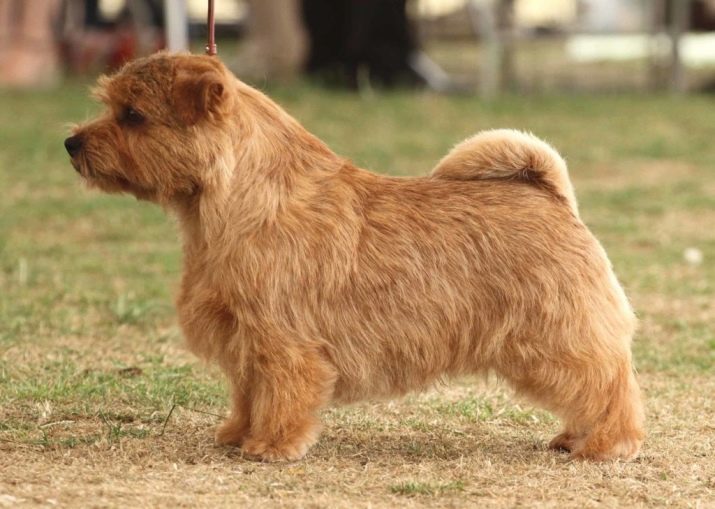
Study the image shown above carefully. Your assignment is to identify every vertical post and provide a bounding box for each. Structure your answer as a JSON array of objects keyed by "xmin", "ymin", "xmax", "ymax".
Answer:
[
  {"xmin": 164, "ymin": 0, "xmax": 189, "ymax": 52},
  {"xmin": 647, "ymin": 0, "xmax": 667, "ymax": 90},
  {"xmin": 670, "ymin": 0, "xmax": 690, "ymax": 93},
  {"xmin": 473, "ymin": 0, "xmax": 498, "ymax": 99},
  {"xmin": 474, "ymin": 0, "xmax": 515, "ymax": 100},
  {"xmin": 496, "ymin": 0, "xmax": 516, "ymax": 93}
]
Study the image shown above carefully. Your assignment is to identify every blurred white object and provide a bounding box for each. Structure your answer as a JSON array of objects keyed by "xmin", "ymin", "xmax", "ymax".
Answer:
[
  {"xmin": 187, "ymin": 0, "xmax": 245, "ymax": 23},
  {"xmin": 418, "ymin": 0, "xmax": 576, "ymax": 26},
  {"xmin": 579, "ymin": 0, "xmax": 644, "ymax": 32},
  {"xmin": 408, "ymin": 51, "xmax": 454, "ymax": 92},
  {"xmin": 568, "ymin": 34, "xmax": 656, "ymax": 62},
  {"xmin": 567, "ymin": 33, "xmax": 715, "ymax": 68},
  {"xmin": 683, "ymin": 247, "xmax": 703, "ymax": 266},
  {"xmin": 164, "ymin": 0, "xmax": 188, "ymax": 52},
  {"xmin": 418, "ymin": 0, "xmax": 471, "ymax": 18},
  {"xmin": 516, "ymin": 0, "xmax": 576, "ymax": 27}
]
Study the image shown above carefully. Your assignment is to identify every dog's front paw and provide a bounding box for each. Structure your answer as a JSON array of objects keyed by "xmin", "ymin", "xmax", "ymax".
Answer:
[
  {"xmin": 548, "ymin": 432, "xmax": 579, "ymax": 453},
  {"xmin": 240, "ymin": 435, "xmax": 314, "ymax": 462},
  {"xmin": 215, "ymin": 417, "xmax": 250, "ymax": 447},
  {"xmin": 570, "ymin": 435, "xmax": 642, "ymax": 461}
]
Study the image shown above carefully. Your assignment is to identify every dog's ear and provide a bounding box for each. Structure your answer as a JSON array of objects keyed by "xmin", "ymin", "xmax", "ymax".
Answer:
[{"xmin": 172, "ymin": 69, "xmax": 228, "ymax": 126}]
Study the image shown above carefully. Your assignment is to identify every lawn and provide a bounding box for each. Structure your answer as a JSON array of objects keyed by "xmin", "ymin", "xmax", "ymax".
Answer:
[{"xmin": 0, "ymin": 77, "xmax": 714, "ymax": 507}]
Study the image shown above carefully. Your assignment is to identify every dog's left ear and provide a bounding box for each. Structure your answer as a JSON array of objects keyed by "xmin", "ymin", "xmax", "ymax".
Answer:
[{"xmin": 173, "ymin": 69, "xmax": 229, "ymax": 126}]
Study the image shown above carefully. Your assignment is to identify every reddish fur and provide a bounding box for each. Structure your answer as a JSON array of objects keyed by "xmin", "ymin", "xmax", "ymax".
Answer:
[{"xmin": 68, "ymin": 52, "xmax": 645, "ymax": 462}]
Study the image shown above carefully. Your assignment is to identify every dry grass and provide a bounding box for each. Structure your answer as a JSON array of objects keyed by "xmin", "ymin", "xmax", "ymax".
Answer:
[
  {"xmin": 2, "ymin": 374, "xmax": 714, "ymax": 507},
  {"xmin": 1, "ymin": 80, "xmax": 714, "ymax": 507}
]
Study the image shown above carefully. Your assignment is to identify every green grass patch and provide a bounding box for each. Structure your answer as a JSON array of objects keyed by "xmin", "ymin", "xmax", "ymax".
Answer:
[{"xmin": 390, "ymin": 480, "xmax": 466, "ymax": 497}]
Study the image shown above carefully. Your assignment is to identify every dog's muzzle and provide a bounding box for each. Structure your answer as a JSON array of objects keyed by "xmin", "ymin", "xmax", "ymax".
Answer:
[{"xmin": 64, "ymin": 135, "xmax": 83, "ymax": 158}]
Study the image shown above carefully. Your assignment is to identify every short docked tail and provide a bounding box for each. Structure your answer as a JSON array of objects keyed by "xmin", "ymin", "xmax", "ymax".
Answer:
[{"xmin": 431, "ymin": 129, "xmax": 579, "ymax": 216}]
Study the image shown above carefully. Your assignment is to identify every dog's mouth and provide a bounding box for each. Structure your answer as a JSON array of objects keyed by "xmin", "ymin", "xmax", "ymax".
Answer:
[
  {"xmin": 71, "ymin": 152, "xmax": 165, "ymax": 202},
  {"xmin": 81, "ymin": 164, "xmax": 156, "ymax": 201},
  {"xmin": 72, "ymin": 153, "xmax": 117, "ymax": 187},
  {"xmin": 70, "ymin": 152, "xmax": 94, "ymax": 178},
  {"xmin": 69, "ymin": 158, "xmax": 82, "ymax": 173}
]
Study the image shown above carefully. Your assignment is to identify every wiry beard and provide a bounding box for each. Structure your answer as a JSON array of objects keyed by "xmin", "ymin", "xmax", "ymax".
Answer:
[{"xmin": 74, "ymin": 151, "xmax": 157, "ymax": 202}]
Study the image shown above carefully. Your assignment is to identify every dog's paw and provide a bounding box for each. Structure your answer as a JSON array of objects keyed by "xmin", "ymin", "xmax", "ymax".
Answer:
[
  {"xmin": 240, "ymin": 436, "xmax": 313, "ymax": 462},
  {"xmin": 548, "ymin": 432, "xmax": 579, "ymax": 453},
  {"xmin": 215, "ymin": 418, "xmax": 250, "ymax": 447},
  {"xmin": 569, "ymin": 435, "xmax": 642, "ymax": 461}
]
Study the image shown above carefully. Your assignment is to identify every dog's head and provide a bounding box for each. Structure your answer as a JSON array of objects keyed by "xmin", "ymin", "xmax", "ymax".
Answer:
[{"xmin": 65, "ymin": 53, "xmax": 235, "ymax": 203}]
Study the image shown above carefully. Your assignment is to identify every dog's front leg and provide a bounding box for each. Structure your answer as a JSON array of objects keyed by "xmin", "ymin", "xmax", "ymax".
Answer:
[
  {"xmin": 240, "ymin": 340, "xmax": 337, "ymax": 462},
  {"xmin": 215, "ymin": 373, "xmax": 252, "ymax": 447}
]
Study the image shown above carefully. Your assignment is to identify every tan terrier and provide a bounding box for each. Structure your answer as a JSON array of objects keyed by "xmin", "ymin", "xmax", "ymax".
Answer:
[{"xmin": 65, "ymin": 53, "xmax": 644, "ymax": 462}]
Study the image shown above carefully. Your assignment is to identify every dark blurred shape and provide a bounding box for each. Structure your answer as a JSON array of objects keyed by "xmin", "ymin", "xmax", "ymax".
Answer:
[
  {"xmin": 0, "ymin": 0, "xmax": 61, "ymax": 87},
  {"xmin": 59, "ymin": 0, "xmax": 164, "ymax": 73},
  {"xmin": 690, "ymin": 0, "xmax": 715, "ymax": 30},
  {"xmin": 302, "ymin": 0, "xmax": 452, "ymax": 90},
  {"xmin": 653, "ymin": 0, "xmax": 715, "ymax": 31},
  {"xmin": 64, "ymin": 134, "xmax": 83, "ymax": 157}
]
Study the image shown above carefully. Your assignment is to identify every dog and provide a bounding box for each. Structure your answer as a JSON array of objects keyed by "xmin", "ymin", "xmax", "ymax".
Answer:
[{"xmin": 65, "ymin": 52, "xmax": 644, "ymax": 462}]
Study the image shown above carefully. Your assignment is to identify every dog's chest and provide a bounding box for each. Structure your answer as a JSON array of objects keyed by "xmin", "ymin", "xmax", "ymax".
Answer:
[{"xmin": 175, "ymin": 265, "xmax": 241, "ymax": 359}]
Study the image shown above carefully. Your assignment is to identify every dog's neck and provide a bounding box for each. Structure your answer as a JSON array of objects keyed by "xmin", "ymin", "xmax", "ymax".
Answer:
[{"xmin": 172, "ymin": 83, "xmax": 346, "ymax": 256}]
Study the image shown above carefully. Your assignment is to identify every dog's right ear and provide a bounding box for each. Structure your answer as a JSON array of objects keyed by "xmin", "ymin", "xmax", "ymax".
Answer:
[{"xmin": 172, "ymin": 69, "xmax": 229, "ymax": 126}]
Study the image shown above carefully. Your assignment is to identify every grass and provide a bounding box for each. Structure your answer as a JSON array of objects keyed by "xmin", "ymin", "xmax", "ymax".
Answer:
[{"xmin": 1, "ymin": 77, "xmax": 714, "ymax": 507}]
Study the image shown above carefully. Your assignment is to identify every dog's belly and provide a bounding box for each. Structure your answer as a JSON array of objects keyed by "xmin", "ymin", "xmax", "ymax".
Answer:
[{"xmin": 318, "ymin": 301, "xmax": 495, "ymax": 403}]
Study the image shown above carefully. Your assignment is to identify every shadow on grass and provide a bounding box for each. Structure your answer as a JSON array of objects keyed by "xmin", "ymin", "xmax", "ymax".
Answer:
[{"xmin": 14, "ymin": 412, "xmax": 553, "ymax": 467}]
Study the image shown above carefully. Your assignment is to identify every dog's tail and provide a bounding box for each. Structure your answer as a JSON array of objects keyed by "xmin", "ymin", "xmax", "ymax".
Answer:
[{"xmin": 431, "ymin": 129, "xmax": 579, "ymax": 216}]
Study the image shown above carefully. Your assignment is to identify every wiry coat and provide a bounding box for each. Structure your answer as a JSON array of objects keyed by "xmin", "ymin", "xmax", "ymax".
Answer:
[{"xmin": 68, "ymin": 53, "xmax": 644, "ymax": 462}]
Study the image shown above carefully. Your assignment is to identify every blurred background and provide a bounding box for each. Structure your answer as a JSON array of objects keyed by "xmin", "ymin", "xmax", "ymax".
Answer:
[
  {"xmin": 0, "ymin": 2, "xmax": 714, "ymax": 504},
  {"xmin": 2, "ymin": 0, "xmax": 715, "ymax": 93}
]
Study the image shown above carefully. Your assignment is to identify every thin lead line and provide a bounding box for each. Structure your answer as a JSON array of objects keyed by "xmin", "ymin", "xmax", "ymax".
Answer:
[{"xmin": 206, "ymin": 0, "xmax": 217, "ymax": 56}]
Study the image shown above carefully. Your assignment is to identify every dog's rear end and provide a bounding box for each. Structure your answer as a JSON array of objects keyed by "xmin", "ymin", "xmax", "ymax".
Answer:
[
  {"xmin": 429, "ymin": 130, "xmax": 643, "ymax": 459},
  {"xmin": 315, "ymin": 129, "xmax": 644, "ymax": 461}
]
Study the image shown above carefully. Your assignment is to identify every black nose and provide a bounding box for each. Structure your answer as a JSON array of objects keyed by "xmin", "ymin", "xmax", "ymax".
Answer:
[{"xmin": 64, "ymin": 135, "xmax": 83, "ymax": 157}]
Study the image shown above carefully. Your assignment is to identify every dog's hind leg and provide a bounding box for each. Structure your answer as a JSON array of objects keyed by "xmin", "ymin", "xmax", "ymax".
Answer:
[
  {"xmin": 501, "ymin": 339, "xmax": 644, "ymax": 461},
  {"xmin": 566, "ymin": 363, "xmax": 644, "ymax": 461}
]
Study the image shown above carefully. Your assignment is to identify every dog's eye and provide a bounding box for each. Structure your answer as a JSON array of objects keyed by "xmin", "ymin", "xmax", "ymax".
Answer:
[{"xmin": 123, "ymin": 107, "xmax": 145, "ymax": 126}]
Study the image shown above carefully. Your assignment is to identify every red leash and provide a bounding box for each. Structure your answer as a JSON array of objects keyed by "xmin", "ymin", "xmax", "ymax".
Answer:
[{"xmin": 206, "ymin": 0, "xmax": 217, "ymax": 56}]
